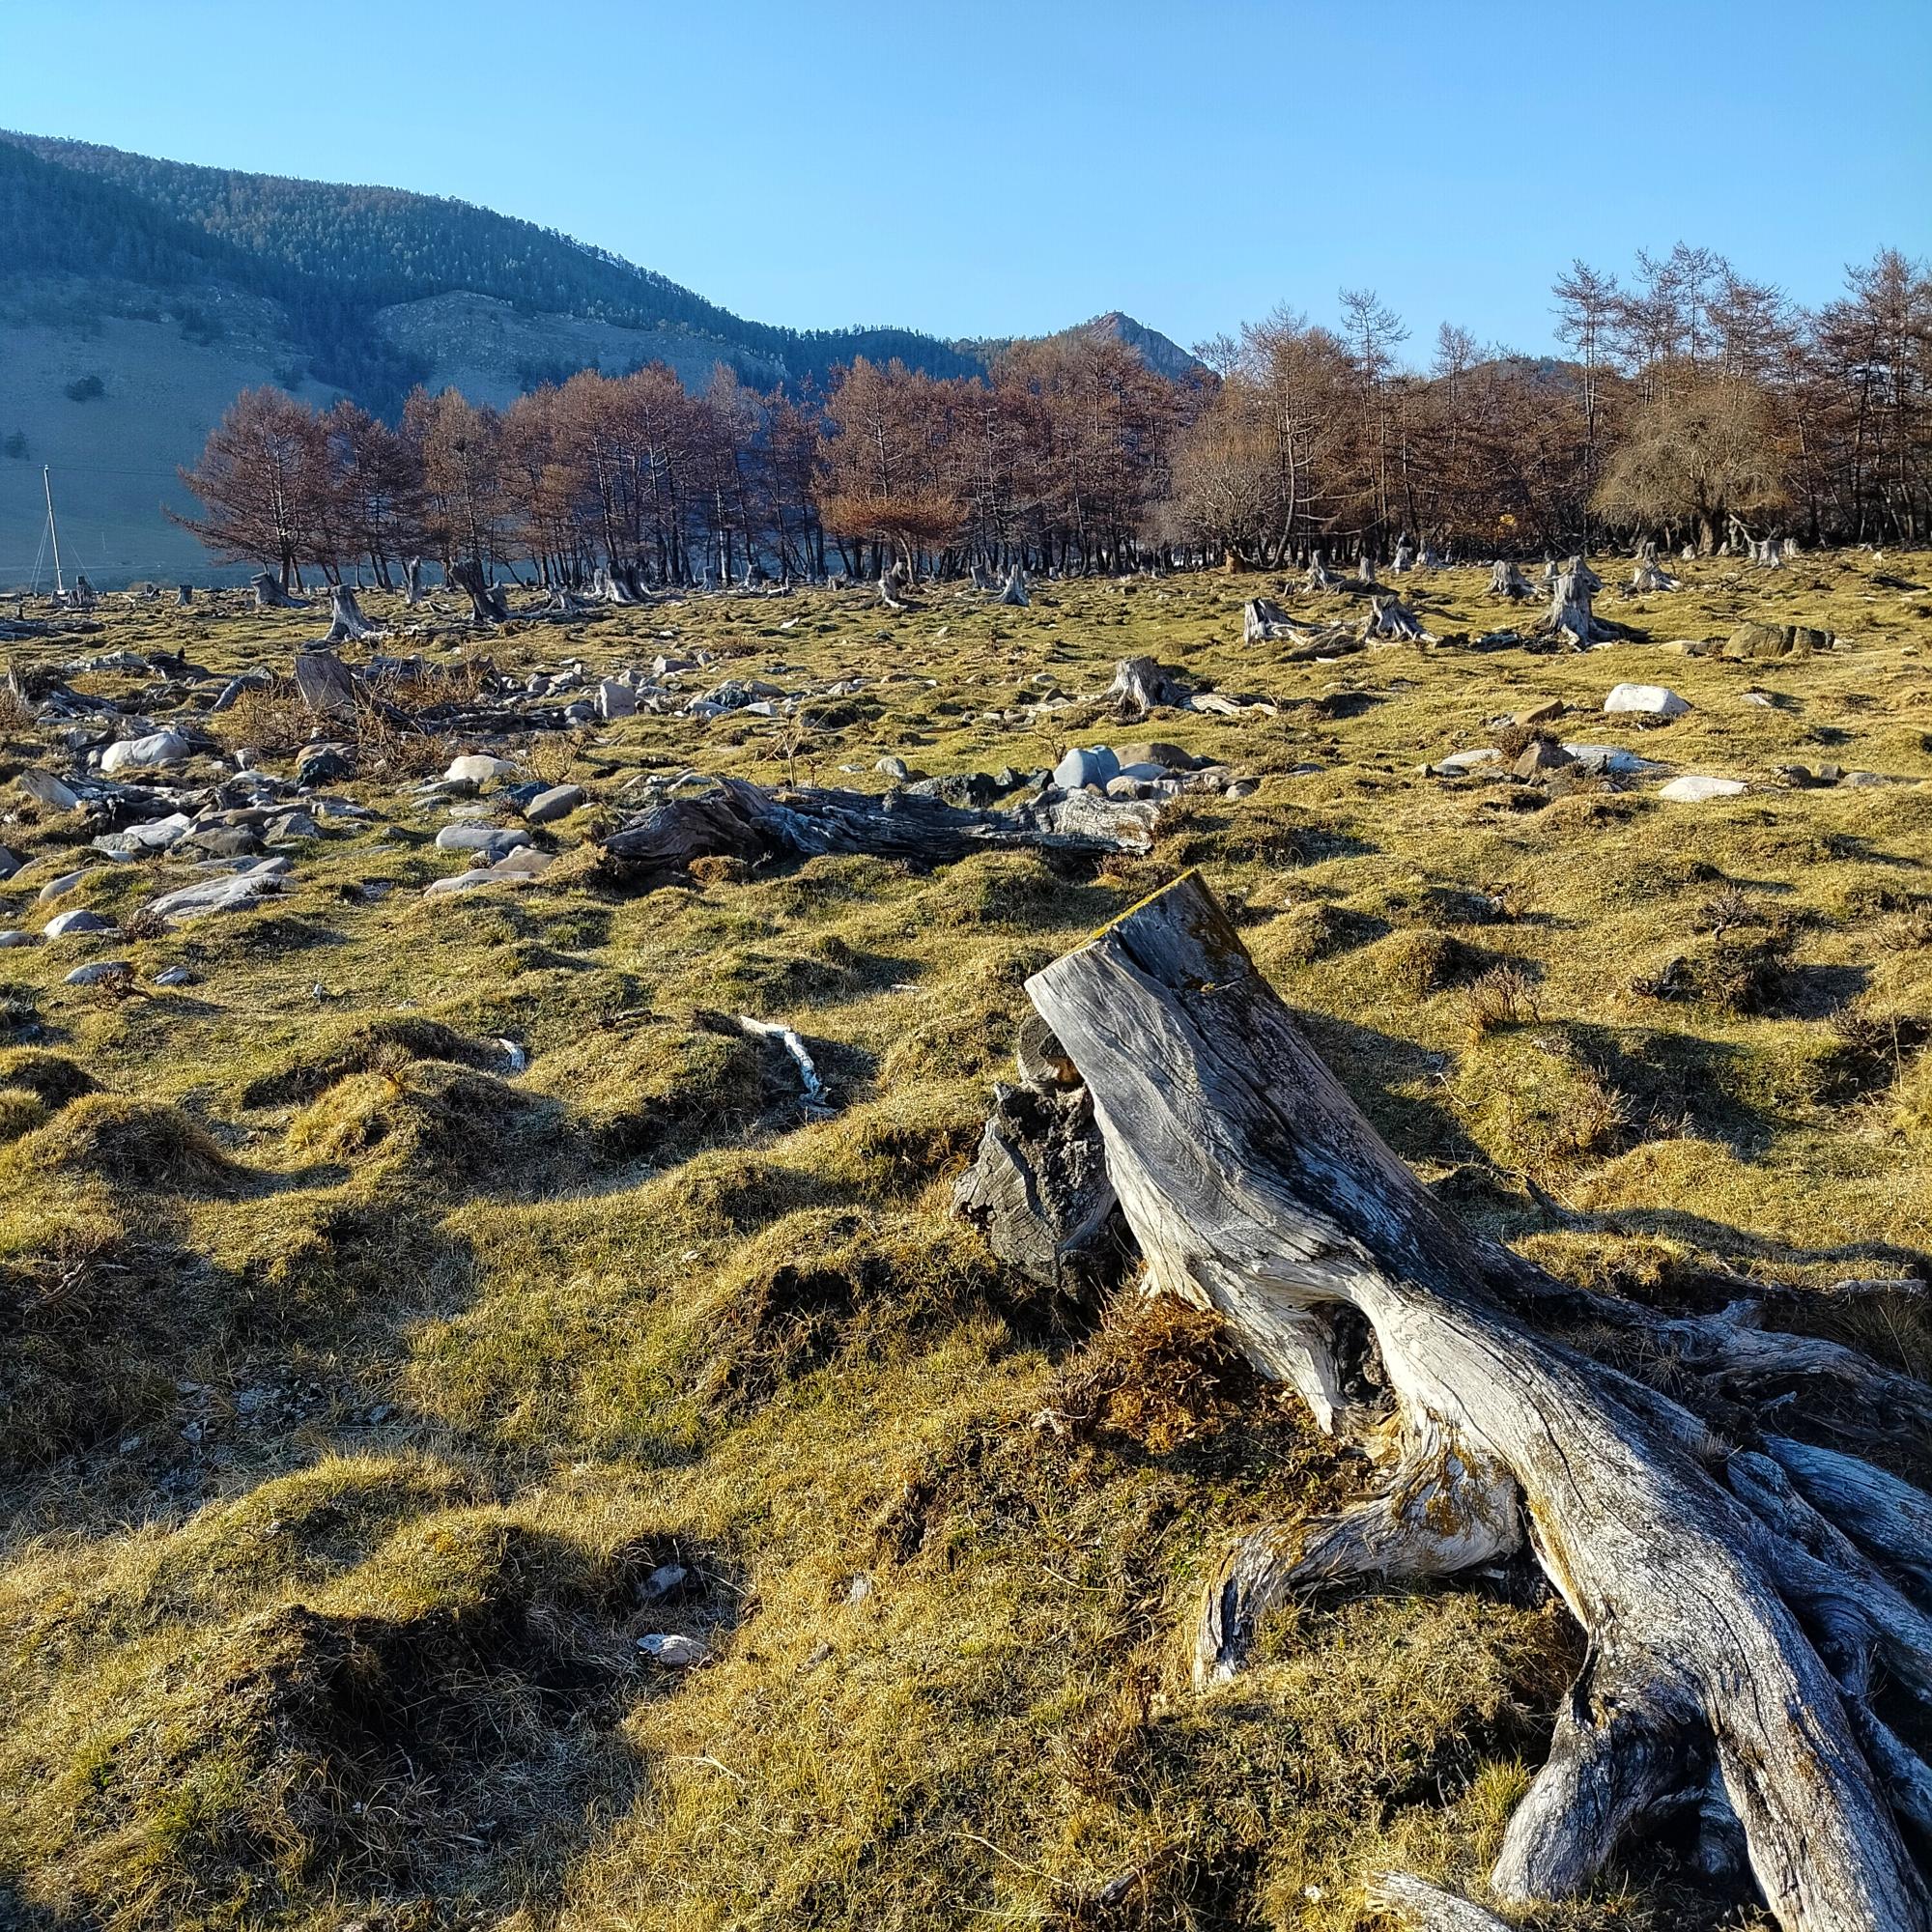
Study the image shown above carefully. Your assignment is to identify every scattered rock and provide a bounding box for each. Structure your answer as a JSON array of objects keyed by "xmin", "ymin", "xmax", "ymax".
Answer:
[
  {"xmin": 1514, "ymin": 698, "xmax": 1565, "ymax": 726},
  {"xmin": 1604, "ymin": 683, "xmax": 1690, "ymax": 718},
  {"xmin": 43, "ymin": 907, "xmax": 116, "ymax": 938},
  {"xmin": 525, "ymin": 784, "xmax": 586, "ymax": 823},
  {"xmin": 64, "ymin": 960, "xmax": 132, "ymax": 986},
  {"xmin": 1658, "ymin": 775, "xmax": 1747, "ymax": 803},
  {"xmin": 0, "ymin": 930, "xmax": 38, "ymax": 949},
  {"xmin": 875, "ymin": 755, "xmax": 911, "ymax": 781},
  {"xmin": 637, "ymin": 1633, "xmax": 710, "ymax": 1668},
  {"xmin": 99, "ymin": 728, "xmax": 190, "ymax": 774},
  {"xmin": 152, "ymin": 965, "xmax": 195, "ymax": 987},
  {"xmin": 597, "ymin": 679, "xmax": 636, "ymax": 721}
]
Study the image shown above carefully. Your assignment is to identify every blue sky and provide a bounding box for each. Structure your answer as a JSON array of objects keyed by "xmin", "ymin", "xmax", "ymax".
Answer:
[{"xmin": 5, "ymin": 0, "xmax": 1927, "ymax": 360}]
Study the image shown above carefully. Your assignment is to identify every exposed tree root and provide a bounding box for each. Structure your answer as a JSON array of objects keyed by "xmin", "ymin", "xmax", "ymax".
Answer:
[{"xmin": 995, "ymin": 872, "xmax": 1931, "ymax": 1932}]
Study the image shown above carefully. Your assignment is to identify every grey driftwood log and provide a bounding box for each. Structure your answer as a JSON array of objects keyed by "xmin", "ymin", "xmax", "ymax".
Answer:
[
  {"xmin": 1001, "ymin": 871, "xmax": 1932, "ymax": 1932},
  {"xmin": 598, "ymin": 776, "xmax": 1158, "ymax": 889}
]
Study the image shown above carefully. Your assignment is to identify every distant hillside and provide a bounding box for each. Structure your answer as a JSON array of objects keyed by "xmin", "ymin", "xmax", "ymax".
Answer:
[{"xmin": 0, "ymin": 132, "xmax": 1200, "ymax": 585}]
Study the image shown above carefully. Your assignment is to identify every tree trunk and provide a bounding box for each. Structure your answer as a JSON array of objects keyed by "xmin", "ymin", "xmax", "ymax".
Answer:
[
  {"xmin": 1015, "ymin": 873, "xmax": 1932, "ymax": 1932},
  {"xmin": 402, "ymin": 557, "xmax": 424, "ymax": 607},
  {"xmin": 998, "ymin": 565, "xmax": 1030, "ymax": 607}
]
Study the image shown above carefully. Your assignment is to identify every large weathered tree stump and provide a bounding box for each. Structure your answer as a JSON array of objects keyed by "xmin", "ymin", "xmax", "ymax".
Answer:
[
  {"xmin": 1011, "ymin": 873, "xmax": 1932, "ymax": 1932},
  {"xmin": 251, "ymin": 571, "xmax": 308, "ymax": 610},
  {"xmin": 322, "ymin": 584, "xmax": 382, "ymax": 643},
  {"xmin": 1488, "ymin": 559, "xmax": 1533, "ymax": 600},
  {"xmin": 449, "ymin": 560, "xmax": 510, "ymax": 624}
]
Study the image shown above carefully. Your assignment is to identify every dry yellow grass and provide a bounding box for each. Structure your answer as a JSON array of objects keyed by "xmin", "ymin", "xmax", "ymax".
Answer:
[{"xmin": 0, "ymin": 551, "xmax": 1926, "ymax": 1930}]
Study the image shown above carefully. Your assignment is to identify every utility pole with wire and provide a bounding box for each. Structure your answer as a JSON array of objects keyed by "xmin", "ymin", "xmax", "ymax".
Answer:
[{"xmin": 42, "ymin": 466, "xmax": 66, "ymax": 598}]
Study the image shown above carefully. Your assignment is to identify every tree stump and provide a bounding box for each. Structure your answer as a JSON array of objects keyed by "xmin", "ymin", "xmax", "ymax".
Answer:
[
  {"xmin": 322, "ymin": 585, "xmax": 382, "ymax": 643},
  {"xmin": 1105, "ymin": 655, "xmax": 1190, "ymax": 720},
  {"xmin": 1488, "ymin": 559, "xmax": 1533, "ymax": 601},
  {"xmin": 402, "ymin": 556, "xmax": 425, "ymax": 607},
  {"xmin": 1016, "ymin": 872, "xmax": 1932, "ymax": 1932},
  {"xmin": 998, "ymin": 566, "xmax": 1031, "ymax": 607},
  {"xmin": 449, "ymin": 560, "xmax": 509, "ymax": 624}
]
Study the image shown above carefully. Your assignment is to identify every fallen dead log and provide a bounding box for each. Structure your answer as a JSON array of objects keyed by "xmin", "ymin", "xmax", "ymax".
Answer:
[
  {"xmin": 598, "ymin": 775, "xmax": 1159, "ymax": 888},
  {"xmin": 1006, "ymin": 871, "xmax": 1932, "ymax": 1932}
]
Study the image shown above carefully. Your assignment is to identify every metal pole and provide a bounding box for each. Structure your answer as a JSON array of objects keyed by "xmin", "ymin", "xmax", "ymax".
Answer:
[{"xmin": 42, "ymin": 467, "xmax": 65, "ymax": 598}]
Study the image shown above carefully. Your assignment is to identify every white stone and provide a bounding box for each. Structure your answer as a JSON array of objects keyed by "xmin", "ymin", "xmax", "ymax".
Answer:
[
  {"xmin": 1658, "ymin": 775, "xmax": 1747, "ymax": 802},
  {"xmin": 1604, "ymin": 683, "xmax": 1690, "ymax": 718},
  {"xmin": 444, "ymin": 754, "xmax": 520, "ymax": 789},
  {"xmin": 64, "ymin": 960, "xmax": 131, "ymax": 986},
  {"xmin": 596, "ymin": 678, "xmax": 636, "ymax": 720},
  {"xmin": 100, "ymin": 729, "xmax": 190, "ymax": 773},
  {"xmin": 148, "ymin": 873, "xmax": 281, "ymax": 922}
]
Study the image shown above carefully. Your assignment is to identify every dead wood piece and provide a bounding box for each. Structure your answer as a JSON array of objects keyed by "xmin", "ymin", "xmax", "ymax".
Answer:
[
  {"xmin": 1107, "ymin": 655, "xmax": 1191, "ymax": 720},
  {"xmin": 251, "ymin": 571, "xmax": 309, "ymax": 610},
  {"xmin": 322, "ymin": 584, "xmax": 383, "ymax": 643},
  {"xmin": 1016, "ymin": 870, "xmax": 1932, "ymax": 1932},
  {"xmin": 449, "ymin": 560, "xmax": 510, "ymax": 624},
  {"xmin": 598, "ymin": 775, "xmax": 1159, "ymax": 889},
  {"xmin": 293, "ymin": 650, "xmax": 357, "ymax": 719},
  {"xmin": 953, "ymin": 1075, "xmax": 1122, "ymax": 1294}
]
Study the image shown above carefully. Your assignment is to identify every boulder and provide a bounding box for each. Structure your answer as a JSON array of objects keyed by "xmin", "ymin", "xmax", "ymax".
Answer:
[
  {"xmin": 435, "ymin": 823, "xmax": 534, "ymax": 862},
  {"xmin": 148, "ymin": 872, "xmax": 282, "ymax": 922},
  {"xmin": 1113, "ymin": 740, "xmax": 1199, "ymax": 771},
  {"xmin": 444, "ymin": 754, "xmax": 520, "ymax": 790},
  {"xmin": 1723, "ymin": 622, "xmax": 1833, "ymax": 661},
  {"xmin": 1658, "ymin": 775, "xmax": 1747, "ymax": 803},
  {"xmin": 1052, "ymin": 745, "xmax": 1121, "ymax": 791},
  {"xmin": 17, "ymin": 769, "xmax": 80, "ymax": 811},
  {"xmin": 1514, "ymin": 738, "xmax": 1576, "ymax": 778},
  {"xmin": 100, "ymin": 729, "xmax": 190, "ymax": 774},
  {"xmin": 64, "ymin": 960, "xmax": 131, "ymax": 986},
  {"xmin": 524, "ymin": 784, "xmax": 586, "ymax": 824},
  {"xmin": 1514, "ymin": 699, "xmax": 1565, "ymax": 726},
  {"xmin": 0, "ymin": 930, "xmax": 36, "ymax": 948},
  {"xmin": 44, "ymin": 907, "xmax": 116, "ymax": 938},
  {"xmin": 1604, "ymin": 683, "xmax": 1690, "ymax": 718},
  {"xmin": 92, "ymin": 813, "xmax": 195, "ymax": 857},
  {"xmin": 296, "ymin": 743, "xmax": 355, "ymax": 786},
  {"xmin": 597, "ymin": 678, "xmax": 636, "ymax": 721}
]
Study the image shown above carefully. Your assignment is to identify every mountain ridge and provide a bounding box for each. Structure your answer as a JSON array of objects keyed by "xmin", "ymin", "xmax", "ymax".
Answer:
[{"xmin": 0, "ymin": 131, "xmax": 1202, "ymax": 583}]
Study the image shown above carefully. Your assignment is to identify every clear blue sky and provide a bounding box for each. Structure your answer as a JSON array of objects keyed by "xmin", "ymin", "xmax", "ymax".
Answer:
[{"xmin": 5, "ymin": 0, "xmax": 1927, "ymax": 360}]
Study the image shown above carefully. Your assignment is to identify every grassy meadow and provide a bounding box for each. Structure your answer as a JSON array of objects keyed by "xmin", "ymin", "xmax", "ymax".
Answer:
[{"xmin": 0, "ymin": 550, "xmax": 1928, "ymax": 1932}]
